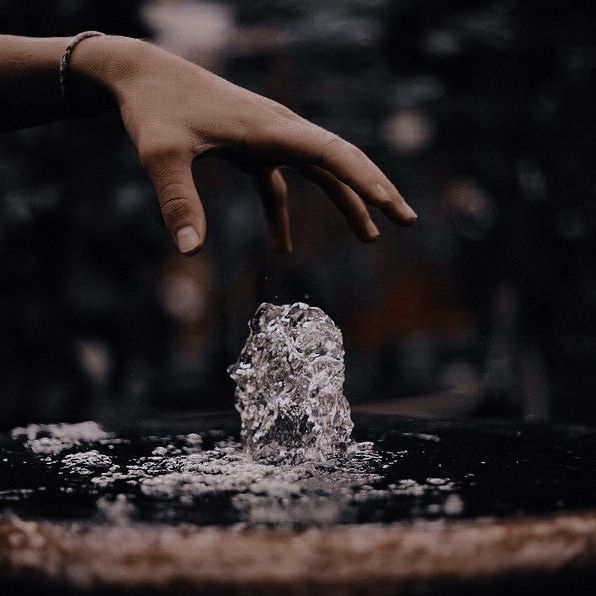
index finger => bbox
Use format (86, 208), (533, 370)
(262, 120), (417, 225)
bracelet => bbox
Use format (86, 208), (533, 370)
(59, 31), (106, 113)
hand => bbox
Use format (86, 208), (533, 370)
(79, 36), (417, 255)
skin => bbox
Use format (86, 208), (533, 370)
(0, 34), (417, 255)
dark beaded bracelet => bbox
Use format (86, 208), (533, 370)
(59, 31), (105, 113)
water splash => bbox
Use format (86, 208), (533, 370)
(228, 302), (354, 463)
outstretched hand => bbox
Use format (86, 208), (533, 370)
(82, 37), (417, 254)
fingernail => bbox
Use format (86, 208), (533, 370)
(176, 226), (200, 254)
(365, 219), (380, 239)
(404, 203), (418, 222)
(376, 182), (418, 223)
(375, 182), (390, 201)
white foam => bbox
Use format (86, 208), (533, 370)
(11, 422), (111, 455)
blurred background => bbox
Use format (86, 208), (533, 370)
(0, 0), (595, 429)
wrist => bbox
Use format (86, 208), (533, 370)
(67, 35), (149, 116)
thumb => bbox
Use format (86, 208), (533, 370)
(141, 147), (207, 255)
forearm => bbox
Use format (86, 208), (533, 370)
(0, 34), (124, 132)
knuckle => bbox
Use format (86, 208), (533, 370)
(234, 105), (291, 147)
(138, 138), (185, 169)
(160, 195), (191, 227)
(353, 204), (371, 219)
(375, 195), (394, 207)
(252, 119), (289, 145)
(257, 117), (310, 149)
(272, 101), (298, 120)
(159, 177), (189, 199)
(319, 134), (350, 162)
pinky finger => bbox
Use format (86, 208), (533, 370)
(299, 164), (380, 242)
(254, 167), (293, 254)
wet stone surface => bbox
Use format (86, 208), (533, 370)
(2, 413), (596, 529)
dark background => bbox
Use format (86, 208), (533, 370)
(1, 0), (595, 429)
